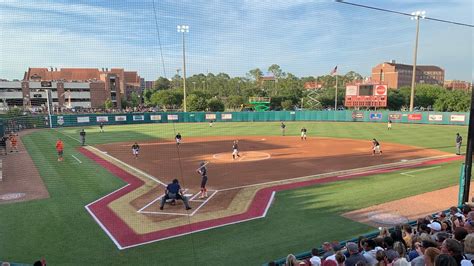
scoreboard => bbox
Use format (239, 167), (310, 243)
(344, 83), (387, 108)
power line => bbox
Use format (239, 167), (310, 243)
(152, 0), (168, 79)
(335, 0), (474, 28)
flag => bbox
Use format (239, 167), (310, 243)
(330, 66), (338, 76)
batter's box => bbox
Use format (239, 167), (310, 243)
(137, 190), (218, 216)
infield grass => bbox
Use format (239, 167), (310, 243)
(0, 122), (467, 265)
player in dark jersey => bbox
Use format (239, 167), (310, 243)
(232, 140), (240, 160)
(175, 133), (182, 145)
(131, 142), (140, 159)
(197, 162), (208, 198)
(372, 138), (382, 155)
(300, 127), (307, 140)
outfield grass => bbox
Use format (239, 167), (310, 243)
(0, 122), (466, 265)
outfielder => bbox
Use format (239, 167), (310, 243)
(232, 140), (240, 160)
(197, 162), (208, 198)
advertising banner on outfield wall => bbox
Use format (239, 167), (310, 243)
(167, 114), (178, 120)
(388, 114), (402, 120)
(369, 113), (382, 120)
(450, 114), (466, 122)
(150, 115), (162, 121)
(428, 114), (443, 121)
(133, 115), (144, 121)
(221, 113), (232, 120)
(96, 116), (109, 122)
(351, 112), (364, 119)
(115, 116), (127, 122)
(205, 114), (216, 120)
(408, 114), (422, 121)
(77, 117), (90, 123)
(57, 116), (64, 125)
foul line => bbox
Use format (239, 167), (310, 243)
(87, 146), (166, 187)
(400, 166), (441, 177)
(218, 154), (456, 192)
(71, 155), (82, 163)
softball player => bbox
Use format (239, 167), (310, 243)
(197, 162), (208, 198)
(232, 140), (240, 160)
(372, 138), (382, 155)
(131, 142), (140, 159)
(300, 127), (307, 140)
(175, 133), (182, 145)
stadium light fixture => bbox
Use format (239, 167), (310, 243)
(177, 25), (189, 112)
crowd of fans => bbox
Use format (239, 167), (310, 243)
(24, 105), (162, 115)
(275, 205), (474, 266)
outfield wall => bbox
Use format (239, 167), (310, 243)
(49, 110), (469, 127)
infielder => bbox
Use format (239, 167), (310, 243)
(197, 162), (208, 198)
(131, 142), (140, 159)
(232, 140), (241, 160)
(175, 133), (182, 145)
(280, 122), (286, 136)
(456, 133), (462, 155)
(372, 138), (382, 155)
(387, 120), (392, 130)
(300, 127), (307, 140)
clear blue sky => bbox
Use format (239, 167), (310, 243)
(0, 0), (472, 81)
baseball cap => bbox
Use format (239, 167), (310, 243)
(346, 242), (358, 253)
(428, 222), (442, 231)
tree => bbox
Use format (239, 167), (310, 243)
(387, 89), (406, 110)
(267, 64), (285, 80)
(129, 92), (141, 107)
(343, 71), (363, 83)
(149, 89), (183, 110)
(104, 99), (113, 109)
(6, 107), (22, 117)
(143, 88), (156, 106)
(434, 90), (470, 112)
(225, 95), (245, 110)
(414, 84), (444, 108)
(281, 99), (294, 110)
(247, 68), (263, 82)
(207, 98), (225, 112)
(187, 93), (208, 111)
(154, 77), (171, 90)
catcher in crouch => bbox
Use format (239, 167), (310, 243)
(197, 162), (208, 198)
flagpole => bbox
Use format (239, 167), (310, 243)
(334, 75), (338, 110)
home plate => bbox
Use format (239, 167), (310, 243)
(261, 138), (266, 141)
(400, 159), (408, 162)
(184, 194), (193, 197)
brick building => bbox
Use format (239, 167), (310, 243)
(371, 61), (444, 89)
(0, 68), (141, 110)
(444, 80), (472, 92)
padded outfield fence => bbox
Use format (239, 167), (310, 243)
(48, 110), (469, 128)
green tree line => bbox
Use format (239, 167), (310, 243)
(141, 64), (470, 112)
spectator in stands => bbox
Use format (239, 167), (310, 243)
(285, 254), (303, 266)
(326, 244), (343, 262)
(423, 247), (441, 266)
(428, 221), (442, 235)
(402, 224), (414, 249)
(345, 242), (367, 266)
(358, 237), (368, 252)
(322, 242), (336, 259)
(309, 248), (321, 266)
(385, 249), (399, 265)
(453, 227), (468, 243)
(434, 232), (450, 246)
(335, 251), (346, 266)
(393, 241), (408, 260)
(379, 227), (390, 238)
(462, 234), (474, 262)
(362, 239), (378, 265)
(375, 250), (386, 266)
(383, 236), (395, 250)
(323, 260), (337, 266)
(434, 254), (457, 266)
(0, 134), (7, 155)
(410, 240), (438, 266)
(391, 227), (408, 248)
(440, 238), (464, 265)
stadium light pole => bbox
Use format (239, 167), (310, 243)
(409, 11), (425, 112)
(177, 25), (189, 112)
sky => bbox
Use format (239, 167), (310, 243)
(0, 0), (472, 81)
